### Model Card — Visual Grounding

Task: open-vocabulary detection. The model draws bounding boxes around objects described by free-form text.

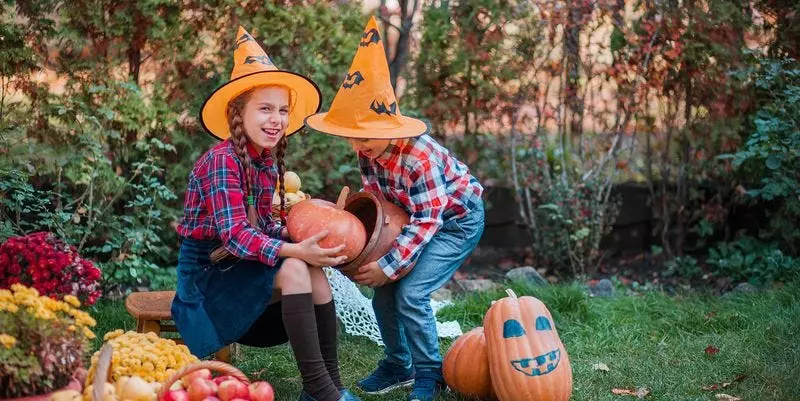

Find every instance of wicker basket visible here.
[157,361,250,400]
[270,192,311,219]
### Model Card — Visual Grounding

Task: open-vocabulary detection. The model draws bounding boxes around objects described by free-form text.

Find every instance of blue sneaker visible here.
[408,371,445,401]
[298,389,362,401]
[357,360,415,395]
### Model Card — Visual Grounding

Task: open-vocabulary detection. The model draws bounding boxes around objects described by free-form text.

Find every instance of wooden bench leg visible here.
[214,346,231,363]
[141,319,161,336]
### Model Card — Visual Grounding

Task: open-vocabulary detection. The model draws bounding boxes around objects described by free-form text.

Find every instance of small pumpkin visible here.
[443,327,495,400]
[484,289,572,401]
[286,188,367,261]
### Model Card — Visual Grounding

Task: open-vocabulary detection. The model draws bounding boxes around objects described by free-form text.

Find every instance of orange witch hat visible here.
[305,16,428,139]
[200,26,322,140]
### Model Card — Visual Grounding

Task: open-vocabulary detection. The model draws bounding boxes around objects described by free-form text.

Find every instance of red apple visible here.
[218,379,249,401]
[164,390,190,401]
[286,199,367,261]
[202,397,221,401]
[182,369,213,388]
[213,375,235,385]
[248,382,274,401]
[188,378,217,401]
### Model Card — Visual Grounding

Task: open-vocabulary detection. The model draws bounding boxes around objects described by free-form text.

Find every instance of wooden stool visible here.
[124,290,231,363]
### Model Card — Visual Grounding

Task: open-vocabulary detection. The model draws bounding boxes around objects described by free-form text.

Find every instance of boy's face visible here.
[347,138,391,159]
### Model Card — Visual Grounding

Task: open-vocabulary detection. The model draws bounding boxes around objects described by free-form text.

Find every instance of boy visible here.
[305,17,485,401]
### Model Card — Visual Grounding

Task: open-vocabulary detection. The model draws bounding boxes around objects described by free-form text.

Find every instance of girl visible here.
[171,27,361,401]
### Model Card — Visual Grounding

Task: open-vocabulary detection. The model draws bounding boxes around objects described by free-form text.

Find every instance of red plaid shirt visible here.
[176,140,284,266]
[359,134,484,279]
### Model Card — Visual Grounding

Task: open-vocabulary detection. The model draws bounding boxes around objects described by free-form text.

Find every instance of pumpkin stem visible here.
[336,186,350,209]
[506,289,518,299]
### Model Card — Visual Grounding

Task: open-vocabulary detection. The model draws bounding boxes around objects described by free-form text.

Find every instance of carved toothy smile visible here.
[510,349,561,376]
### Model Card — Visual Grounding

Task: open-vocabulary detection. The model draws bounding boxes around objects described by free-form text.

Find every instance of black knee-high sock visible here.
[314,301,343,390]
[282,293,340,401]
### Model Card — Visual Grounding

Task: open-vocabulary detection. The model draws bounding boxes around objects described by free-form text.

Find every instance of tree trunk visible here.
[382,0,419,90]
[565,3,585,154]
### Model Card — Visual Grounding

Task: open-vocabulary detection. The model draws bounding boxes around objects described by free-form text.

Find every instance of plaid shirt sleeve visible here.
[261,218,284,239]
[377,160,448,279]
[208,154,283,266]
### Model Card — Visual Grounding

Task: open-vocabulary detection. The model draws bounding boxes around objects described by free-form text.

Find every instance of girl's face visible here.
[347,138,392,159]
[242,86,290,153]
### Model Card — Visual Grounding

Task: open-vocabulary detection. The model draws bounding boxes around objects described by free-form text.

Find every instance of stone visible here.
[505,266,548,285]
[732,282,757,294]
[432,288,453,302]
[457,279,499,293]
[590,278,614,297]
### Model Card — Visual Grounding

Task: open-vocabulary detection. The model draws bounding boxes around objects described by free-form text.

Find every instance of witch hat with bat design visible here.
[201,26,322,140]
[305,16,428,139]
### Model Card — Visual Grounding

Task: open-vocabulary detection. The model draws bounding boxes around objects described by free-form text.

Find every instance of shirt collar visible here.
[374,139,405,167]
[245,142,274,167]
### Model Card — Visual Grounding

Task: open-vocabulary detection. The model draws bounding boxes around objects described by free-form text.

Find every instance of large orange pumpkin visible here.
[286,196,367,262]
[484,289,572,401]
[442,327,496,400]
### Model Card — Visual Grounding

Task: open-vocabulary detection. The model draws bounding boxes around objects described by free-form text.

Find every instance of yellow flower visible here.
[34,307,56,320]
[0,333,17,349]
[104,329,124,341]
[83,326,96,340]
[0,289,12,302]
[63,294,81,308]
[0,302,19,313]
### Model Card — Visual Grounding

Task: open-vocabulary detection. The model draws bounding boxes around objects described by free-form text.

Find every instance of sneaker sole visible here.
[360,379,415,395]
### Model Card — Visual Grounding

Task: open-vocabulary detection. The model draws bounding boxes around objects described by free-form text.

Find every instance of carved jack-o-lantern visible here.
[484,289,572,401]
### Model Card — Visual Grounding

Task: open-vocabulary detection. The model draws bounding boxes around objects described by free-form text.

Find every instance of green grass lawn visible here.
[88,281,800,401]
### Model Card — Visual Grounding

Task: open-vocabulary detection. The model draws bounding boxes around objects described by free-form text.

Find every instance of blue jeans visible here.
[372,201,485,377]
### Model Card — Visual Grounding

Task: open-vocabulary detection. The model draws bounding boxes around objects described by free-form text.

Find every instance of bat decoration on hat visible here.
[304,16,430,139]
[342,71,365,89]
[360,28,381,47]
[235,32,255,50]
[244,55,273,66]
[370,100,397,116]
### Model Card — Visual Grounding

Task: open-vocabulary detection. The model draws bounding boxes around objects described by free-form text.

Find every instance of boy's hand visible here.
[354,261,389,288]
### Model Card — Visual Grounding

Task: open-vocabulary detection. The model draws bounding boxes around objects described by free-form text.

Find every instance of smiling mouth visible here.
[510,349,561,377]
[262,128,281,138]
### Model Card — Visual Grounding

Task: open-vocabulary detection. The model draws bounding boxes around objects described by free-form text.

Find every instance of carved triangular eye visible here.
[535,316,552,331]
[503,319,526,338]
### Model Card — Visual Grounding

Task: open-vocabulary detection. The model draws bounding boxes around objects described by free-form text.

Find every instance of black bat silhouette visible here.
[360,29,381,47]
[244,55,273,66]
[370,100,397,116]
[342,71,365,89]
[234,33,254,50]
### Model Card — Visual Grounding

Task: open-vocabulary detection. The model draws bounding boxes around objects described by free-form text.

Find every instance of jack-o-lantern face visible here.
[485,289,573,401]
[502,315,562,377]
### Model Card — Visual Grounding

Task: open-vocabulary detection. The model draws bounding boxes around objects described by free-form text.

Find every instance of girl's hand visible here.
[280,230,347,267]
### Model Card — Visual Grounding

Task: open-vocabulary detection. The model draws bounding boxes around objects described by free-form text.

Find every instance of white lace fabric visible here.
[324,268,463,346]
